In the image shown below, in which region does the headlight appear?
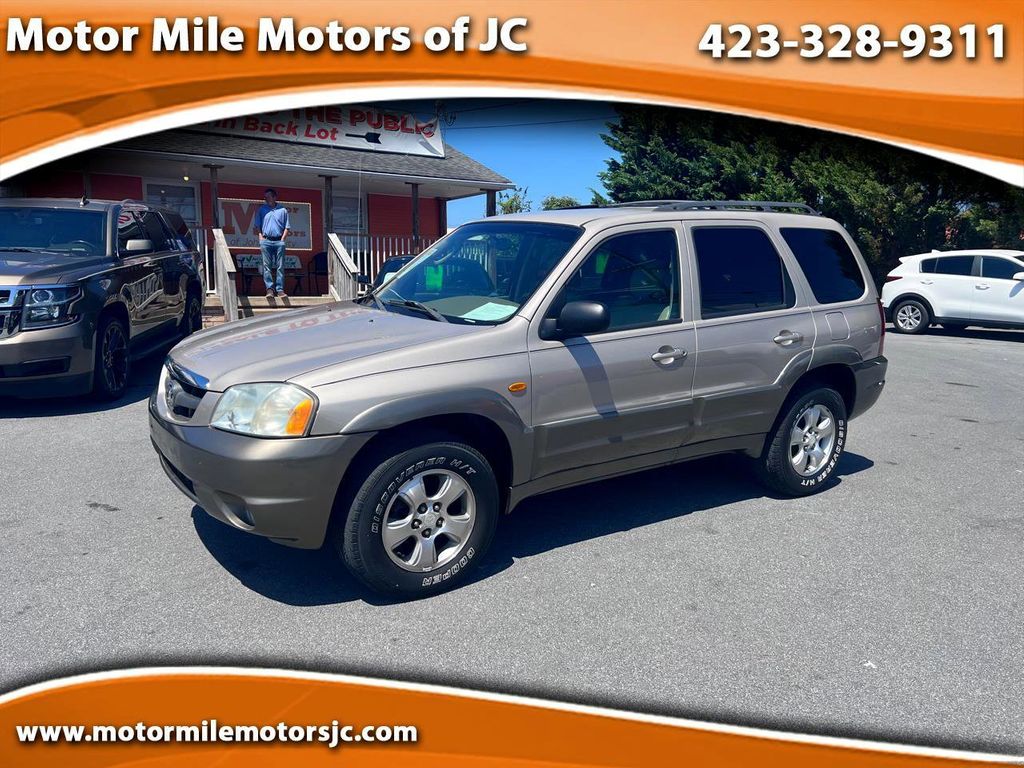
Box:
[21,285,82,329]
[210,383,317,438]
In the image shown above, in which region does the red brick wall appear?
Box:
[367,194,441,237]
[23,171,141,200]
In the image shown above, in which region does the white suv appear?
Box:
[881,249,1024,334]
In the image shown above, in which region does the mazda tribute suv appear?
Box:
[150,201,887,597]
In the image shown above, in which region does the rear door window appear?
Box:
[928,256,975,276]
[981,257,1021,280]
[780,227,865,304]
[692,227,796,319]
[137,211,176,252]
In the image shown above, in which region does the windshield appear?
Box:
[375,221,583,324]
[0,208,107,256]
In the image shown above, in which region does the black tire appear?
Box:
[337,440,499,597]
[92,313,131,400]
[180,290,203,337]
[758,387,847,497]
[891,298,930,334]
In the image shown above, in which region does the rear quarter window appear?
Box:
[163,212,196,251]
[781,227,866,304]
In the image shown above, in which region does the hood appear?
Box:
[168,301,481,391]
[0,250,114,285]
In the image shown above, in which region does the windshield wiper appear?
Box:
[0,247,41,252]
[383,298,449,323]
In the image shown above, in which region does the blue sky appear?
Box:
[391,99,620,228]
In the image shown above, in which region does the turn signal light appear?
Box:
[285,398,315,436]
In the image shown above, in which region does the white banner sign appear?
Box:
[200,105,445,157]
[218,198,313,251]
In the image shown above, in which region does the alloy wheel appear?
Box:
[101,323,129,393]
[382,469,476,572]
[895,304,923,331]
[789,404,836,477]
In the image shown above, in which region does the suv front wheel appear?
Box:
[337,440,499,597]
[759,387,848,496]
[92,313,131,400]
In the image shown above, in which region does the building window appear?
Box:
[332,195,364,233]
[145,182,199,228]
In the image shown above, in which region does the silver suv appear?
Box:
[149,201,887,597]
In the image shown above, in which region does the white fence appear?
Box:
[210,228,238,322]
[335,233,438,282]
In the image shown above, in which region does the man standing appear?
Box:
[256,188,290,298]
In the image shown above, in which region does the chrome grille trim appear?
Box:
[0,287,23,339]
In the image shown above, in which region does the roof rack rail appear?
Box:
[606,199,820,215]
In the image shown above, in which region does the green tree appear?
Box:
[598,106,1023,281]
[541,194,581,210]
[497,186,532,215]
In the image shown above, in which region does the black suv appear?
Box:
[0,198,204,399]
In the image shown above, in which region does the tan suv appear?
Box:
[150,200,887,597]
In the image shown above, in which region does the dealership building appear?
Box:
[4,105,513,296]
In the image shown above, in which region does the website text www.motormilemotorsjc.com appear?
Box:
[15,719,418,750]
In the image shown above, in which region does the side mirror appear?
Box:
[124,238,153,253]
[357,274,371,285]
[540,300,610,340]
[1013,271,1024,281]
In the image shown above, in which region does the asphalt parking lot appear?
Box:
[1,328,1022,755]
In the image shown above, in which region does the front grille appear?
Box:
[165,365,207,420]
[0,288,23,339]
[0,310,21,339]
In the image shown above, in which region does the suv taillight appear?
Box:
[877,298,886,356]
[884,275,903,282]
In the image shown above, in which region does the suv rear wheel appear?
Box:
[759,387,847,496]
[892,298,930,334]
[92,313,130,400]
[337,440,499,597]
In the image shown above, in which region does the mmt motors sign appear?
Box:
[201,105,445,157]
[218,198,313,251]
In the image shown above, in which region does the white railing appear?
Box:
[335,232,438,282]
[192,226,214,294]
[211,228,239,322]
[327,233,361,301]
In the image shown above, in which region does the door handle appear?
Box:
[773,330,804,346]
[651,346,687,363]
[975,284,990,290]
[920,279,934,285]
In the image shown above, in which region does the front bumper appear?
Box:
[850,355,888,419]
[149,407,374,549]
[0,320,94,398]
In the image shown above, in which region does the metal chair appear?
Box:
[307,251,329,295]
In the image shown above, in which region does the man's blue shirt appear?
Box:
[257,203,289,240]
